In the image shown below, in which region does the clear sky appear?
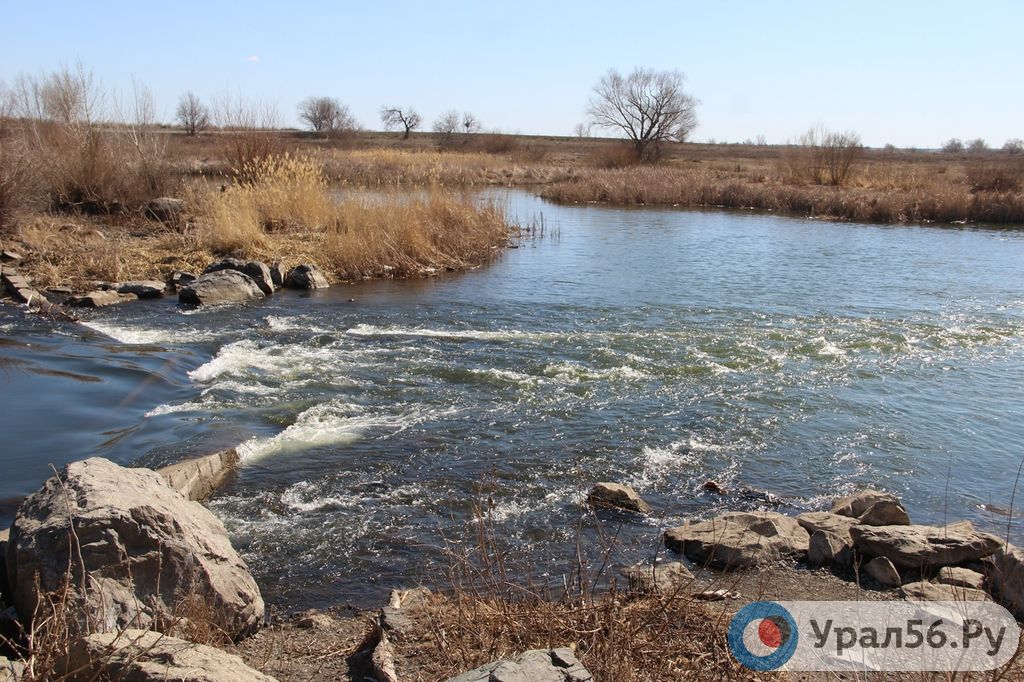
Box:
[1,1,1021,148]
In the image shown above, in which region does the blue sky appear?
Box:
[2,1,1021,148]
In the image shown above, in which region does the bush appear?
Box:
[966,162,1023,193]
[785,127,863,186]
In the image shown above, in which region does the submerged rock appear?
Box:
[850,521,1001,570]
[665,511,809,569]
[586,482,651,514]
[6,457,263,637]
[179,270,265,306]
[447,648,593,682]
[831,489,910,526]
[204,258,275,295]
[284,263,329,289]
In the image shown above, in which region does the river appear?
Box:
[1,189,1023,608]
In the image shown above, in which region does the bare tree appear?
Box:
[380,105,421,139]
[573,122,591,138]
[461,112,481,134]
[942,138,964,153]
[298,96,357,134]
[176,91,210,136]
[786,126,863,186]
[1004,138,1024,155]
[587,67,698,162]
[966,138,988,153]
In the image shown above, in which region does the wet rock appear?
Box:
[157,449,239,502]
[703,480,727,495]
[850,521,1001,570]
[620,561,694,594]
[169,270,197,292]
[0,268,44,305]
[989,544,1024,618]
[269,262,284,288]
[116,280,166,298]
[179,270,265,306]
[63,629,276,681]
[284,263,329,290]
[831,489,910,526]
[68,290,137,307]
[864,556,901,587]
[586,482,651,514]
[145,197,185,223]
[6,457,263,637]
[808,529,853,566]
[900,580,991,602]
[665,511,809,569]
[937,566,985,591]
[204,258,275,295]
[447,648,593,682]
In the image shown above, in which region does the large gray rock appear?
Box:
[620,561,693,594]
[69,290,137,307]
[864,556,901,587]
[283,263,329,290]
[156,450,239,502]
[796,512,858,540]
[203,258,275,295]
[447,648,592,682]
[116,281,166,299]
[5,458,263,638]
[990,544,1024,618]
[665,512,810,569]
[900,580,991,603]
[831,489,910,525]
[179,270,265,306]
[63,629,276,681]
[850,521,1001,570]
[586,482,651,514]
[808,529,852,566]
[937,566,986,591]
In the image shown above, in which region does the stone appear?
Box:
[6,457,263,638]
[620,561,694,594]
[0,251,22,263]
[989,544,1024,618]
[937,566,985,591]
[146,197,186,223]
[63,629,276,681]
[203,258,275,295]
[294,609,334,630]
[116,281,166,298]
[179,270,266,306]
[269,262,284,288]
[586,482,651,514]
[68,290,137,307]
[808,530,853,566]
[664,511,810,569]
[380,605,415,638]
[0,528,8,607]
[900,580,991,602]
[446,648,593,682]
[796,512,859,540]
[0,268,44,305]
[156,449,239,502]
[831,489,910,525]
[1,654,26,681]
[864,556,901,587]
[850,522,1001,570]
[284,263,329,290]
[169,270,197,292]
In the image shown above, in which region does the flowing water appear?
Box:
[2,190,1023,608]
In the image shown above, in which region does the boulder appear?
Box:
[808,529,853,566]
[447,648,593,682]
[269,262,284,288]
[850,522,1000,570]
[203,258,275,295]
[6,457,263,638]
[831,489,910,525]
[620,561,693,594]
[900,580,991,603]
[146,197,186,223]
[116,281,166,299]
[169,270,197,292]
[864,556,901,587]
[664,512,809,569]
[69,290,137,308]
[63,629,276,681]
[937,566,985,591]
[156,449,239,502]
[989,544,1024,618]
[284,263,329,290]
[586,482,651,514]
[796,512,859,540]
[179,270,266,306]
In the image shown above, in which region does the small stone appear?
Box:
[620,561,693,594]
[294,609,335,630]
[864,556,901,587]
[446,648,593,682]
[937,566,986,591]
[586,482,652,514]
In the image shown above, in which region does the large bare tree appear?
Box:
[380,105,421,139]
[298,96,357,134]
[587,67,698,162]
[175,91,210,136]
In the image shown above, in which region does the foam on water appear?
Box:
[345,323,552,342]
[82,320,217,345]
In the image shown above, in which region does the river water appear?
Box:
[2,190,1023,608]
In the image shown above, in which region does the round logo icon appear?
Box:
[728,601,799,671]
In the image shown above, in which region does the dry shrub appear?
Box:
[784,127,863,186]
[467,133,519,155]
[14,218,127,288]
[234,154,333,229]
[966,162,1024,193]
[192,187,266,255]
[588,143,641,169]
